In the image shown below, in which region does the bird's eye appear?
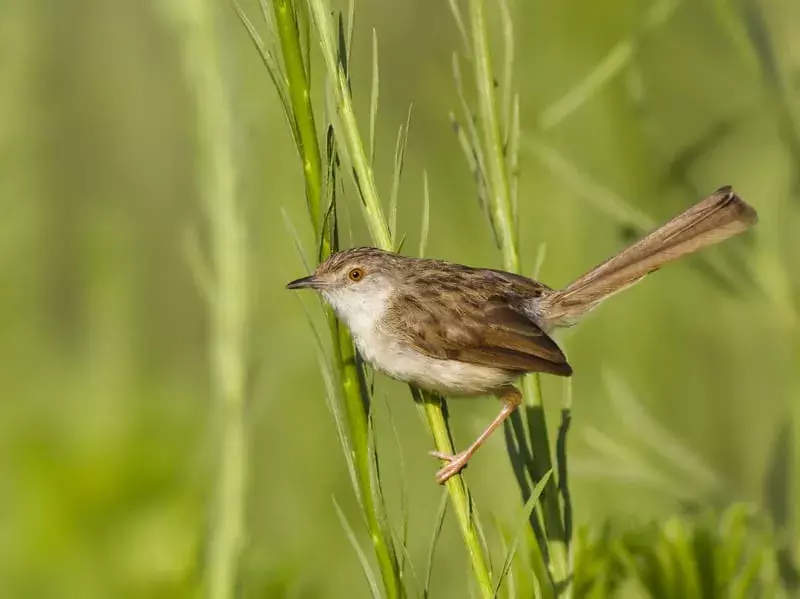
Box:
[348,268,365,282]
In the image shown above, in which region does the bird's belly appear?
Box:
[354,333,515,397]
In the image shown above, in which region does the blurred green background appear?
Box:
[1,0,799,597]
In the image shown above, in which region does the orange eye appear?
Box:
[348,268,364,282]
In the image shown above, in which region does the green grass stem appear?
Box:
[462,0,570,586]
[178,1,248,597]
[270,2,402,596]
[305,0,494,593]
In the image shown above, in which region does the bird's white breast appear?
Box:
[322,284,515,396]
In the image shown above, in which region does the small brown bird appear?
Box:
[287,186,757,484]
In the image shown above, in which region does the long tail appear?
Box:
[536,186,758,328]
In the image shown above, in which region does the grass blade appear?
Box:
[423,490,449,599]
[419,170,431,258]
[498,0,514,146]
[390,103,413,242]
[233,0,297,144]
[493,471,553,596]
[369,27,379,164]
[333,497,382,599]
[446,0,471,55]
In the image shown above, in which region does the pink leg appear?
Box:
[430,385,522,484]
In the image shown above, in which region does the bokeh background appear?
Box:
[1,0,799,597]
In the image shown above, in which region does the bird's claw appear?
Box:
[429,449,471,484]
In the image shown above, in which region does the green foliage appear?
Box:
[572,504,789,598]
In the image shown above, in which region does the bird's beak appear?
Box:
[286,275,319,290]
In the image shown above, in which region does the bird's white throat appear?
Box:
[321,279,394,343]
[321,280,515,396]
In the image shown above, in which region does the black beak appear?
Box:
[286,275,318,290]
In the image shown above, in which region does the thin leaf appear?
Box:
[532,242,547,280]
[446,0,471,55]
[296,1,312,83]
[556,403,573,547]
[419,170,431,258]
[451,54,497,243]
[346,0,355,72]
[369,28,379,164]
[379,393,418,591]
[333,498,382,599]
[508,94,520,230]
[258,0,276,35]
[280,208,312,273]
[389,103,414,240]
[233,0,297,144]
[395,232,407,255]
[317,351,360,500]
[493,471,553,596]
[183,225,214,304]
[498,0,515,147]
[524,137,655,231]
[423,490,449,599]
[492,518,516,599]
[539,40,634,131]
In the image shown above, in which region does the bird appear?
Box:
[287,186,758,483]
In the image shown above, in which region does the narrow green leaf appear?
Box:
[233,0,297,144]
[451,113,497,247]
[369,28,379,164]
[508,94,520,229]
[394,232,407,254]
[419,170,431,258]
[493,471,553,596]
[538,40,633,131]
[380,394,418,591]
[316,351,360,501]
[446,0,471,55]
[280,208,312,273]
[296,1,312,83]
[390,103,414,241]
[258,0,275,35]
[492,518,516,599]
[524,137,655,231]
[532,242,547,280]
[498,0,514,147]
[346,0,355,70]
[423,490,450,599]
[333,497,382,599]
[183,225,214,305]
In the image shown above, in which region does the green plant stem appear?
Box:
[305,0,493,592]
[338,323,403,599]
[179,1,248,598]
[415,391,494,598]
[273,2,401,597]
[468,0,568,584]
[468,0,516,271]
[273,0,325,249]
[523,374,569,582]
[305,0,392,250]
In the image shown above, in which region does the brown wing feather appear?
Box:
[388,292,572,377]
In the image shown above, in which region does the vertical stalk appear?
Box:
[468,0,517,271]
[468,0,569,584]
[272,2,401,596]
[305,0,392,250]
[178,1,247,597]
[305,0,493,593]
[273,0,325,252]
[416,393,494,597]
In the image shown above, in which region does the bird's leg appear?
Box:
[430,385,522,484]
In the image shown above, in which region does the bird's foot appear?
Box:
[429,449,472,484]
